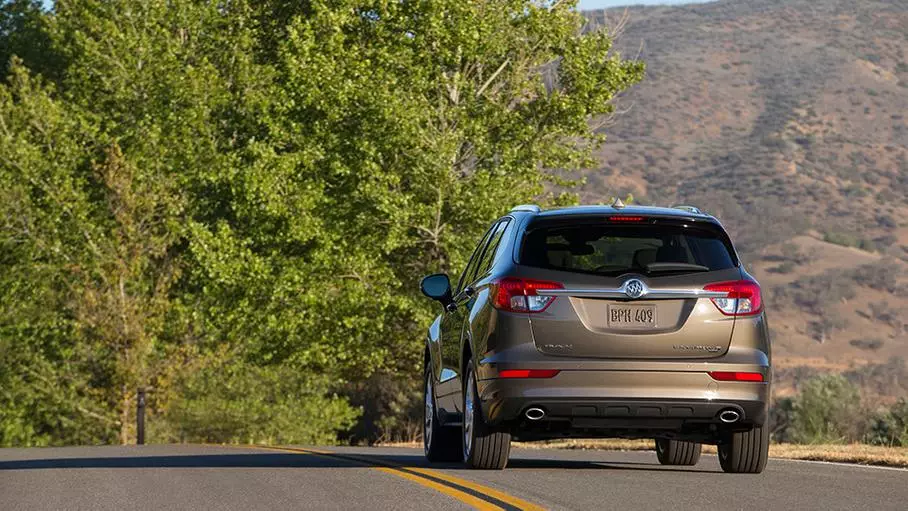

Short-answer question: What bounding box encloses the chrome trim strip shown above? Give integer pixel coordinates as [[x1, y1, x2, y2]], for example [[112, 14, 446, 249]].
[[536, 288, 728, 299]]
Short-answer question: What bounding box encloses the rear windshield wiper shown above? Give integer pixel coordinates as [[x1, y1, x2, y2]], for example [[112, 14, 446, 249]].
[[645, 262, 711, 273]]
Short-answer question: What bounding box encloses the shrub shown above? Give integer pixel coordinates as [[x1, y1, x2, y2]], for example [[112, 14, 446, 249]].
[[843, 357, 908, 397], [769, 396, 795, 443], [343, 372, 422, 445], [868, 301, 897, 325], [771, 261, 795, 274], [858, 239, 876, 252], [849, 338, 884, 351], [781, 242, 806, 263], [866, 399, 908, 446], [157, 355, 360, 445], [789, 374, 863, 444], [877, 215, 898, 229], [823, 231, 859, 248], [780, 270, 856, 316], [808, 314, 848, 343], [794, 134, 816, 148], [850, 263, 901, 292]]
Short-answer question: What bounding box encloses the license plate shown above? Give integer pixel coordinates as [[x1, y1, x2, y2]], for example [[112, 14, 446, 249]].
[[607, 304, 656, 329]]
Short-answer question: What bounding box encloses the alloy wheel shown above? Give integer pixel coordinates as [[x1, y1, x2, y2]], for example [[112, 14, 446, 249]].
[[463, 373, 475, 461], [424, 376, 434, 453]]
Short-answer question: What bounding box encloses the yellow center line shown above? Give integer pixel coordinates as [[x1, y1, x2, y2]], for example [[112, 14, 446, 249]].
[[249, 445, 511, 511], [275, 446, 549, 511], [374, 467, 504, 511], [405, 466, 547, 511]]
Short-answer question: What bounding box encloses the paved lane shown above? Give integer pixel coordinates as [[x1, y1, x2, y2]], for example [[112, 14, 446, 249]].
[[0, 445, 473, 511], [1, 445, 905, 510]]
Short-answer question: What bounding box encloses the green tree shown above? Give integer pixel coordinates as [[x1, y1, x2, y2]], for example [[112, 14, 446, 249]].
[[0, 62, 121, 445], [1, 0, 643, 445], [0, 1, 59, 78], [0, 60, 186, 444]]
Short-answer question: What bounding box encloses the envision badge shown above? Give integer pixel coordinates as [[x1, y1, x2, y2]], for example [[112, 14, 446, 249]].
[[673, 344, 723, 353], [543, 343, 574, 351], [623, 278, 647, 299]]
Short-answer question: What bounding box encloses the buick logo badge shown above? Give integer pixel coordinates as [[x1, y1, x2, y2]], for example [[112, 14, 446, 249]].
[[624, 279, 646, 299]]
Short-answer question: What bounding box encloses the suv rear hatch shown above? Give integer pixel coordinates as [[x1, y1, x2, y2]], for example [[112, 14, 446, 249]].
[[517, 215, 746, 359]]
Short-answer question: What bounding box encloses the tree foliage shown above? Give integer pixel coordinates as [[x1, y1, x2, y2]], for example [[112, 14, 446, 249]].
[[0, 0, 643, 445]]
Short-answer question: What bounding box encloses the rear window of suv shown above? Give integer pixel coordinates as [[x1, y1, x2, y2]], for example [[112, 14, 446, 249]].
[[520, 221, 737, 276]]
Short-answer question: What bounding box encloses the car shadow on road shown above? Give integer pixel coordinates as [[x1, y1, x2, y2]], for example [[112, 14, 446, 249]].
[[0, 449, 716, 473], [334, 449, 718, 473], [504, 456, 718, 473], [0, 453, 334, 470]]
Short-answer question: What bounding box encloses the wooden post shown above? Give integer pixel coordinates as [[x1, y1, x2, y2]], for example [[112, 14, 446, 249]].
[[137, 387, 146, 445]]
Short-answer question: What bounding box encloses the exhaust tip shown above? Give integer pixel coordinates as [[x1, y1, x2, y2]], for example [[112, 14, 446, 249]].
[[525, 407, 546, 421], [719, 409, 741, 424]]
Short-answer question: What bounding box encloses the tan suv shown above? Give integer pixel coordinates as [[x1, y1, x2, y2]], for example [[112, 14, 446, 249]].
[[420, 204, 771, 473]]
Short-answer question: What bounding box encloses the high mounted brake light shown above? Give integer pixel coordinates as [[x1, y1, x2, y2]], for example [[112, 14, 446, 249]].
[[608, 216, 646, 222], [491, 278, 563, 313]]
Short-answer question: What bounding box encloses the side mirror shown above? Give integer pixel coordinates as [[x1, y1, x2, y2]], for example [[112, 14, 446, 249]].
[[420, 273, 452, 305]]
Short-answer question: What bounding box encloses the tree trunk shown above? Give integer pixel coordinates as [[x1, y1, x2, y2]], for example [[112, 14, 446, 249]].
[[120, 384, 131, 445]]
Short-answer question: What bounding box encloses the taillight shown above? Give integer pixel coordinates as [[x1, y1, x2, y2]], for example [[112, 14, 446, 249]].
[[708, 371, 764, 382], [491, 277, 563, 313], [499, 369, 560, 378], [703, 280, 762, 316]]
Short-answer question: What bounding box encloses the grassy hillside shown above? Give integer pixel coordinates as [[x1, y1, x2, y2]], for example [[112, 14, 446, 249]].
[[583, 0, 908, 389]]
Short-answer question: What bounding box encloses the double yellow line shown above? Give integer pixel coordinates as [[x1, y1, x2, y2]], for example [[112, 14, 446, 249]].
[[254, 445, 546, 511]]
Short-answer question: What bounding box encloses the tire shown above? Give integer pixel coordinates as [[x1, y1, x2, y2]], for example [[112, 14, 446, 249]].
[[462, 360, 511, 469], [718, 425, 770, 474], [655, 438, 702, 466], [423, 367, 462, 462]]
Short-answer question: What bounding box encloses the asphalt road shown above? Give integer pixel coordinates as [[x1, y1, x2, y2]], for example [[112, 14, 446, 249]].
[[1, 444, 905, 510]]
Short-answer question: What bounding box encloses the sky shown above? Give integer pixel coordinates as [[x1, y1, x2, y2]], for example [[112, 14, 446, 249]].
[[578, 0, 709, 9]]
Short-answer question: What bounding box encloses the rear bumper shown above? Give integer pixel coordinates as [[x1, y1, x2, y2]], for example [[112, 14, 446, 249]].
[[487, 397, 766, 426], [477, 369, 770, 431]]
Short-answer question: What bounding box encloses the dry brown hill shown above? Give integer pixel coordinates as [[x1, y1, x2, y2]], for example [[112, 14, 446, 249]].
[[582, 0, 908, 392]]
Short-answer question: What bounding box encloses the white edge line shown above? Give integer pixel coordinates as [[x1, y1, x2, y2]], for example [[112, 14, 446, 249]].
[[700, 453, 908, 472], [768, 456, 908, 472]]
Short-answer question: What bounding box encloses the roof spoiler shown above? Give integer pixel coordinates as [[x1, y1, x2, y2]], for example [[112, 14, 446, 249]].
[[670, 204, 704, 215], [510, 204, 541, 213]]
